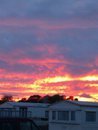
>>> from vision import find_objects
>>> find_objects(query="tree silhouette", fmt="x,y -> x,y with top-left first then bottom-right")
49,94 -> 64,104
16,94 -> 78,103
27,95 -> 41,103
1,95 -> 13,103
39,95 -> 51,103
18,98 -> 27,102
66,96 -> 74,100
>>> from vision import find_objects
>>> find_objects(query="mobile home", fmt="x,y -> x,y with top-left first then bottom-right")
0,102 -> 49,127
49,100 -> 98,130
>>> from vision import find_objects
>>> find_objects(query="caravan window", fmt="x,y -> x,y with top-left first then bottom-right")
58,111 -> 69,121
45,111 -> 49,118
86,111 -> 96,122
71,111 -> 75,121
52,111 -> 56,120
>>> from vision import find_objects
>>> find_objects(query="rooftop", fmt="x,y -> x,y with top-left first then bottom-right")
67,100 -> 98,107
0,102 -> 50,108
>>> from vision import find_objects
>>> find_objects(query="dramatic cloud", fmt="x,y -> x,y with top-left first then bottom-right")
0,0 -> 98,101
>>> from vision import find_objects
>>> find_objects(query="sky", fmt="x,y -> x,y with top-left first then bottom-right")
0,0 -> 98,101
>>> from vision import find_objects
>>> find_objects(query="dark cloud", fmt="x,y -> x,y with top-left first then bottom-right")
0,0 -> 97,19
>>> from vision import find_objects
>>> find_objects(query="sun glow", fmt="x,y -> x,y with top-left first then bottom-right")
42,76 -> 72,83
1,72 -> 98,101
79,75 -> 98,81
24,75 -> 98,92
89,84 -> 98,87
79,97 -> 96,102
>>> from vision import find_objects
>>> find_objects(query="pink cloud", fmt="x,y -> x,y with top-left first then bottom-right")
0,18 -> 97,30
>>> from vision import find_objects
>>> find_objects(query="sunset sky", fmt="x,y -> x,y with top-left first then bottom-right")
0,0 -> 98,101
